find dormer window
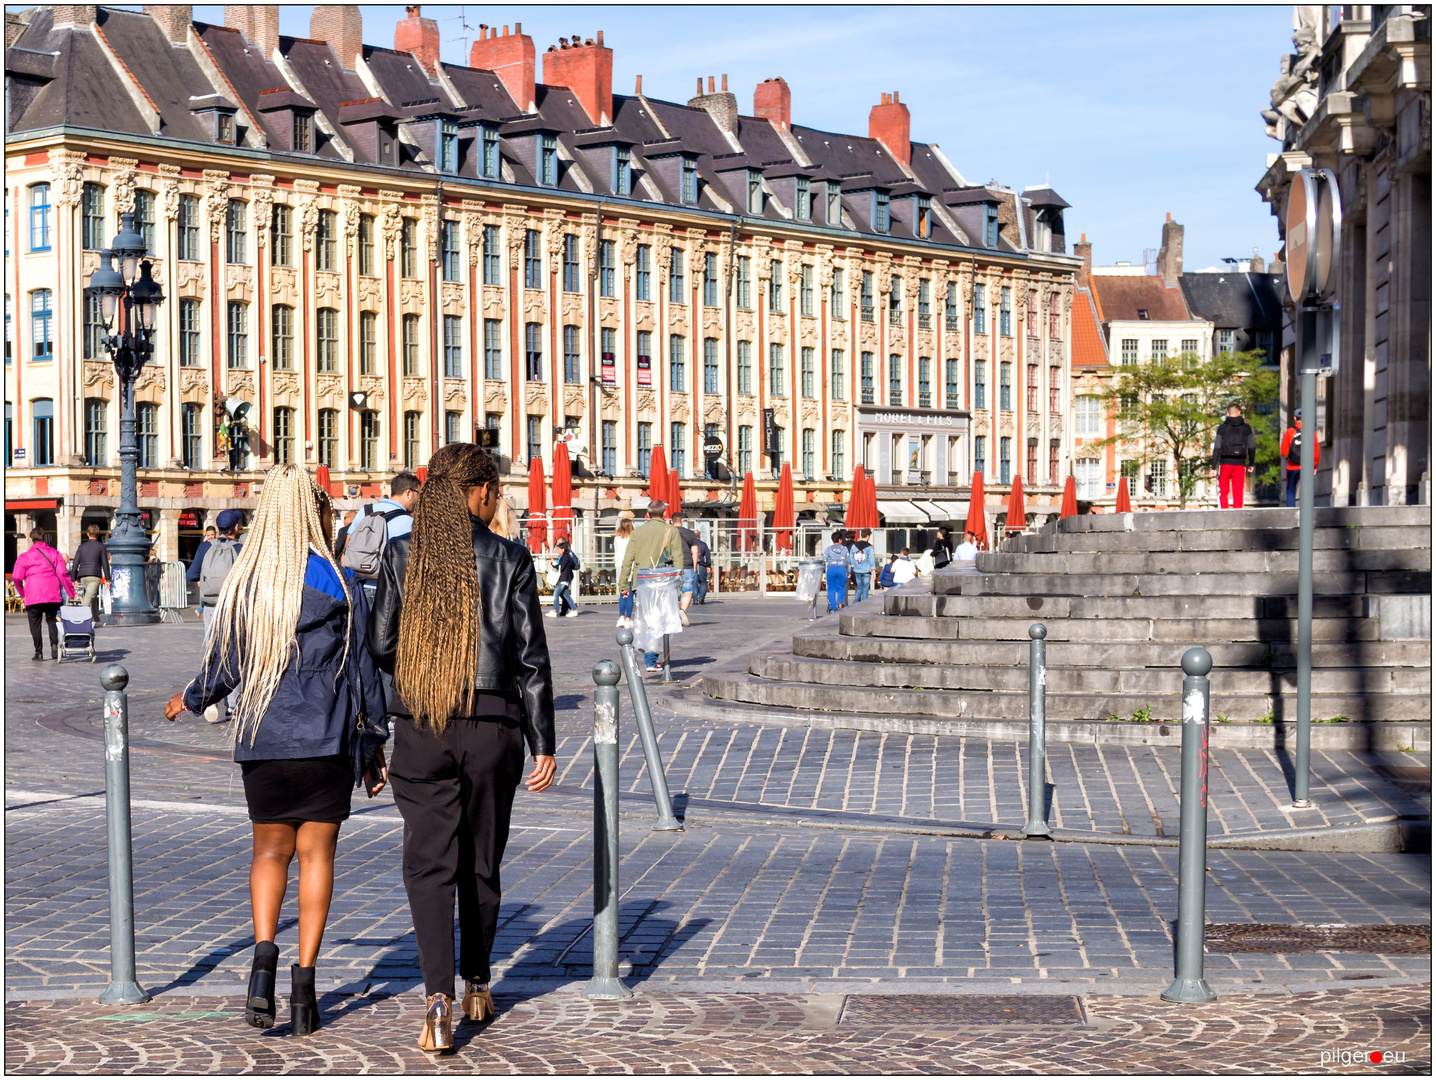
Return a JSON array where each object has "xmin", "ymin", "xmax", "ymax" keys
[
  {"xmin": 293, "ymin": 112, "xmax": 313, "ymax": 154},
  {"xmin": 538, "ymin": 134, "xmax": 557, "ymax": 186},
  {"xmin": 681, "ymin": 157, "xmax": 697, "ymax": 204},
  {"xmin": 747, "ymin": 170, "xmax": 763, "ymax": 214},
  {"xmin": 614, "ymin": 147, "xmax": 631, "ymax": 195},
  {"xmin": 873, "ymin": 190, "xmax": 890, "ymax": 233},
  {"xmin": 916, "ymin": 195, "xmax": 931, "ymax": 239},
  {"xmin": 438, "ymin": 119, "xmax": 458, "ymax": 173},
  {"xmin": 795, "ymin": 177, "xmax": 810, "ymax": 221},
  {"xmin": 826, "ymin": 183, "xmax": 841, "ymax": 226},
  {"xmin": 1137, "ymin": 309, "xmax": 1150, "ymax": 321},
  {"xmin": 984, "ymin": 205, "xmax": 998, "ymax": 247},
  {"xmin": 217, "ymin": 113, "xmax": 234, "ymax": 144},
  {"xmin": 481, "ymin": 125, "xmax": 500, "ymax": 178}
]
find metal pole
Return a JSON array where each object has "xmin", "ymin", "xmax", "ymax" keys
[
  {"xmin": 98, "ymin": 665, "xmax": 150, "ymax": 1004},
  {"xmin": 1161, "ymin": 647, "xmax": 1216, "ymax": 1004},
  {"xmin": 660, "ymin": 632, "xmax": 673, "ymax": 682},
  {"xmin": 616, "ymin": 628, "xmax": 683, "ymax": 831},
  {"xmin": 1293, "ymin": 306, "xmax": 1318, "ymax": 808},
  {"xmin": 584, "ymin": 660, "xmax": 632, "ymax": 1000},
  {"xmin": 1022, "ymin": 623, "xmax": 1051, "ymax": 838}
]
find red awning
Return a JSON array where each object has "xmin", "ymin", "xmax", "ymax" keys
[{"xmin": 5, "ymin": 499, "xmax": 61, "ymax": 511}]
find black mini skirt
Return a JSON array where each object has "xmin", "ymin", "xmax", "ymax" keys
[{"xmin": 240, "ymin": 755, "xmax": 353, "ymax": 824}]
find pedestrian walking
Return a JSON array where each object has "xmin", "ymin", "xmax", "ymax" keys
[
  {"xmin": 694, "ymin": 534, "xmax": 712, "ymax": 604},
  {"xmin": 676, "ymin": 520, "xmax": 701, "ymax": 626},
  {"xmin": 892, "ymin": 547, "xmax": 918, "ymax": 585},
  {"xmin": 72, "ymin": 524, "xmax": 110, "ymax": 619},
  {"xmin": 823, "ymin": 529, "xmax": 854, "ymax": 612},
  {"xmin": 931, "ymin": 525, "xmax": 954, "ymax": 570},
  {"xmin": 197, "ymin": 509, "xmax": 245, "ymax": 723},
  {"xmin": 548, "ymin": 538, "xmax": 580, "ymax": 617},
  {"xmin": 187, "ymin": 525, "xmax": 218, "ymax": 615},
  {"xmin": 612, "ymin": 515, "xmax": 635, "ymax": 627},
  {"xmin": 341, "ymin": 471, "xmax": 420, "ymax": 601},
  {"xmin": 850, "ymin": 529, "xmax": 877, "ymax": 603},
  {"xmin": 1280, "ymin": 408, "xmax": 1320, "ymax": 508},
  {"xmin": 164, "ymin": 465, "xmax": 388, "ymax": 1037},
  {"xmin": 616, "ymin": 501, "xmax": 686, "ymax": 671},
  {"xmin": 11, "ymin": 528, "xmax": 75, "ymax": 660},
  {"xmin": 1212, "ymin": 402, "xmax": 1256, "ymax": 509},
  {"xmin": 368, "ymin": 443, "xmax": 557, "ymax": 1054}
]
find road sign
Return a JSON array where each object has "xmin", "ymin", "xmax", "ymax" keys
[
  {"xmin": 1285, "ymin": 168, "xmax": 1341, "ymax": 304},
  {"xmin": 703, "ymin": 437, "xmax": 724, "ymax": 459}
]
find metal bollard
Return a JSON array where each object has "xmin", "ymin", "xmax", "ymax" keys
[
  {"xmin": 1022, "ymin": 624, "xmax": 1051, "ymax": 838},
  {"xmin": 1161, "ymin": 647, "xmax": 1217, "ymax": 1005},
  {"xmin": 660, "ymin": 632, "xmax": 673, "ymax": 683},
  {"xmin": 585, "ymin": 661, "xmax": 633, "ymax": 1000},
  {"xmin": 98, "ymin": 665, "xmax": 150, "ymax": 1005},
  {"xmin": 616, "ymin": 629, "xmax": 683, "ymax": 831}
]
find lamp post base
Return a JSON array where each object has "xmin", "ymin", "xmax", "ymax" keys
[
  {"xmin": 98, "ymin": 611, "xmax": 163, "ymax": 627},
  {"xmin": 582, "ymin": 976, "xmax": 633, "ymax": 1001},
  {"xmin": 1160, "ymin": 977, "xmax": 1217, "ymax": 1004},
  {"xmin": 98, "ymin": 980, "xmax": 151, "ymax": 1005}
]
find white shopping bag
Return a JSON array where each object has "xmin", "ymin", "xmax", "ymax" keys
[{"xmin": 632, "ymin": 568, "xmax": 683, "ymax": 654}]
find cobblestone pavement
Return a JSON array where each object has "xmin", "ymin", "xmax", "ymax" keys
[{"xmin": 4, "ymin": 984, "xmax": 1430, "ymax": 1074}]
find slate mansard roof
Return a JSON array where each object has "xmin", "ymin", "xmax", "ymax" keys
[
  {"xmin": 5, "ymin": 5, "xmax": 1069, "ymax": 257},
  {"xmin": 1178, "ymin": 272, "xmax": 1285, "ymax": 332}
]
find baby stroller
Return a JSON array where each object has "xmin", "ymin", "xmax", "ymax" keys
[{"xmin": 57, "ymin": 604, "xmax": 97, "ymax": 663}]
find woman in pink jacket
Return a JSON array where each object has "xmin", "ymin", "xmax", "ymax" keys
[{"xmin": 12, "ymin": 528, "xmax": 75, "ymax": 661}]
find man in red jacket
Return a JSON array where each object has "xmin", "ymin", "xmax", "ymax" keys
[{"xmin": 1280, "ymin": 408, "xmax": 1320, "ymax": 507}]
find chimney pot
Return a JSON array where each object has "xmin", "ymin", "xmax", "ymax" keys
[
  {"xmin": 1157, "ymin": 217, "xmax": 1184, "ymax": 284},
  {"xmin": 515, "ymin": 22, "xmax": 521, "ymax": 32},
  {"xmin": 636, "ymin": 74, "xmax": 643, "ymax": 94},
  {"xmin": 144, "ymin": 4, "xmax": 192, "ymax": 44},
  {"xmin": 753, "ymin": 75, "xmax": 791, "ymax": 129},
  {"xmin": 696, "ymin": 76, "xmax": 703, "ymax": 94},
  {"xmin": 472, "ymin": 23, "xmax": 535, "ymax": 109},
  {"xmin": 541, "ymin": 29, "xmax": 613, "ymax": 124},
  {"xmin": 708, "ymin": 75, "xmax": 715, "ymax": 93},
  {"xmin": 51, "ymin": 5, "xmax": 97, "ymax": 29},
  {"xmin": 597, "ymin": 30, "xmax": 603, "ymax": 45},
  {"xmin": 722, "ymin": 73, "xmax": 728, "ymax": 91},
  {"xmin": 869, "ymin": 90, "xmax": 912, "ymax": 168},
  {"xmin": 395, "ymin": 5, "xmax": 441, "ymax": 75},
  {"xmin": 1074, "ymin": 237, "xmax": 1093, "ymax": 290}
]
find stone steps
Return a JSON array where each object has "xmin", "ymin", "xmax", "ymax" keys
[
  {"xmin": 938, "ymin": 570, "xmax": 1431, "ymax": 598},
  {"xmin": 883, "ymin": 592, "xmax": 1380, "ymax": 621},
  {"xmin": 1048, "ymin": 504, "xmax": 1428, "ymax": 532},
  {"xmin": 974, "ymin": 548, "xmax": 1428, "ymax": 575},
  {"xmin": 1010, "ymin": 524, "xmax": 1431, "ymax": 555},
  {"xmin": 840, "ymin": 613, "xmax": 1381, "ymax": 643}
]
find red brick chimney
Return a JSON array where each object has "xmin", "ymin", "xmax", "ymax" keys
[
  {"xmin": 144, "ymin": 4, "xmax": 192, "ymax": 43},
  {"xmin": 395, "ymin": 4, "xmax": 440, "ymax": 77},
  {"xmin": 311, "ymin": 5, "xmax": 362, "ymax": 71},
  {"xmin": 869, "ymin": 91, "xmax": 911, "ymax": 168},
  {"xmin": 542, "ymin": 31, "xmax": 612, "ymax": 126},
  {"xmin": 51, "ymin": 5, "xmax": 96, "ymax": 28},
  {"xmin": 754, "ymin": 77, "xmax": 790, "ymax": 129},
  {"xmin": 1157, "ymin": 212, "xmax": 1184, "ymax": 284},
  {"xmin": 224, "ymin": 5, "xmax": 278, "ymax": 58},
  {"xmin": 1074, "ymin": 233, "xmax": 1092, "ymax": 290},
  {"xmin": 470, "ymin": 23, "xmax": 536, "ymax": 111}
]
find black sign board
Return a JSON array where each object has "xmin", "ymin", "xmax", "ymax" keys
[
  {"xmin": 600, "ymin": 350, "xmax": 616, "ymax": 386},
  {"xmin": 703, "ymin": 436, "xmax": 724, "ymax": 459},
  {"xmin": 762, "ymin": 408, "xmax": 779, "ymax": 455},
  {"xmin": 476, "ymin": 427, "xmax": 500, "ymax": 449},
  {"xmin": 636, "ymin": 354, "xmax": 651, "ymax": 387}
]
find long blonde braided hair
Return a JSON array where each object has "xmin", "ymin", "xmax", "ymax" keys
[
  {"xmin": 206, "ymin": 464, "xmax": 351, "ymax": 747},
  {"xmin": 395, "ymin": 443, "xmax": 499, "ymax": 732}
]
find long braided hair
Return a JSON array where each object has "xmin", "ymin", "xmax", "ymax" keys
[
  {"xmin": 395, "ymin": 442, "xmax": 499, "ymax": 731},
  {"xmin": 207, "ymin": 464, "xmax": 351, "ymax": 748}
]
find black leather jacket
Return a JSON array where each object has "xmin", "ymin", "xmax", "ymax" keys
[{"xmin": 368, "ymin": 515, "xmax": 556, "ymax": 756}]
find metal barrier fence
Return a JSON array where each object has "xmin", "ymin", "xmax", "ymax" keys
[{"xmin": 158, "ymin": 562, "xmax": 189, "ymax": 623}]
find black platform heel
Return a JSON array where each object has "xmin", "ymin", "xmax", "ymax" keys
[
  {"xmin": 245, "ymin": 941, "xmax": 279, "ymax": 1030},
  {"xmin": 290, "ymin": 964, "xmax": 320, "ymax": 1036}
]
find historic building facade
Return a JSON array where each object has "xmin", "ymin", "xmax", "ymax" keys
[{"xmin": 5, "ymin": 4, "xmax": 1078, "ymax": 564}]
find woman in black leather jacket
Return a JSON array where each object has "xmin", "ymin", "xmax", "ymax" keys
[{"xmin": 368, "ymin": 442, "xmax": 556, "ymax": 1053}]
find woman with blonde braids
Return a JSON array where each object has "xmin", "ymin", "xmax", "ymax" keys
[
  {"xmin": 368, "ymin": 442, "xmax": 556, "ymax": 1053},
  {"xmin": 165, "ymin": 465, "xmax": 388, "ymax": 1037}
]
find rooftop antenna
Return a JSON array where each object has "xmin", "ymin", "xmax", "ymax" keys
[{"xmin": 446, "ymin": 6, "xmax": 476, "ymax": 59}]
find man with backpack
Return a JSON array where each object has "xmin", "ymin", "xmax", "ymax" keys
[
  {"xmin": 1211, "ymin": 402, "xmax": 1256, "ymax": 509},
  {"xmin": 850, "ymin": 529, "xmax": 877, "ymax": 604},
  {"xmin": 1280, "ymin": 408, "xmax": 1320, "ymax": 508},
  {"xmin": 197, "ymin": 509, "xmax": 244, "ymax": 722},
  {"xmin": 340, "ymin": 472, "xmax": 421, "ymax": 599}
]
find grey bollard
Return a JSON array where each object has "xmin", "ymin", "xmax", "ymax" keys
[
  {"xmin": 661, "ymin": 633, "xmax": 672, "ymax": 683},
  {"xmin": 616, "ymin": 628, "xmax": 683, "ymax": 831},
  {"xmin": 1161, "ymin": 647, "xmax": 1217, "ymax": 1005},
  {"xmin": 97, "ymin": 665, "xmax": 151, "ymax": 1005},
  {"xmin": 585, "ymin": 661, "xmax": 633, "ymax": 1000},
  {"xmin": 1022, "ymin": 624, "xmax": 1051, "ymax": 838}
]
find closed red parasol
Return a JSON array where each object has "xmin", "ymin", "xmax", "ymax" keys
[
  {"xmin": 1115, "ymin": 477, "xmax": 1132, "ymax": 513},
  {"xmin": 526, "ymin": 456, "xmax": 547, "ymax": 553},
  {"xmin": 315, "ymin": 465, "xmax": 332, "ymax": 496},
  {"xmin": 738, "ymin": 471, "xmax": 758, "ymax": 552},
  {"xmin": 648, "ymin": 444, "xmax": 669, "ymax": 510},
  {"xmin": 551, "ymin": 441, "xmax": 573, "ymax": 545},
  {"xmin": 416, "ymin": 466, "xmax": 428, "ymax": 485},
  {"xmin": 668, "ymin": 468, "xmax": 680, "ymax": 520},
  {"xmin": 845, "ymin": 466, "xmax": 879, "ymax": 530},
  {"xmin": 1005, "ymin": 476, "xmax": 1027, "ymax": 534},
  {"xmin": 772, "ymin": 462, "xmax": 795, "ymax": 552},
  {"xmin": 1059, "ymin": 475, "xmax": 1078, "ymax": 519},
  {"xmin": 964, "ymin": 472, "xmax": 989, "ymax": 549}
]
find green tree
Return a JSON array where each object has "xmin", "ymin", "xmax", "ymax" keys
[{"xmin": 1090, "ymin": 350, "xmax": 1280, "ymax": 508}]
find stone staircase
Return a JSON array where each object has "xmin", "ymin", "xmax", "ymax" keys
[{"xmin": 700, "ymin": 505, "xmax": 1432, "ymax": 738}]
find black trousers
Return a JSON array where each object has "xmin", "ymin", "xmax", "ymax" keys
[
  {"xmin": 390, "ymin": 708, "xmax": 526, "ymax": 997},
  {"xmin": 26, "ymin": 603, "xmax": 61, "ymax": 653}
]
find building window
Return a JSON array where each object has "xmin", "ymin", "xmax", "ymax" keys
[
  {"xmin": 999, "ymin": 437, "xmax": 1012, "ymax": 484},
  {"xmin": 83, "ymin": 398, "xmax": 107, "ymax": 466},
  {"xmin": 1027, "ymin": 438, "xmax": 1038, "ymax": 484},
  {"xmin": 637, "ymin": 421, "xmax": 652, "ymax": 477},
  {"xmin": 636, "ymin": 244, "xmax": 652, "ymax": 301},
  {"xmin": 355, "ymin": 310, "xmax": 377, "ymax": 376},
  {"xmin": 402, "ymin": 314, "xmax": 421, "ymax": 376},
  {"xmin": 1049, "ymin": 298, "xmax": 1062, "ymax": 340},
  {"xmin": 178, "ymin": 193, "xmax": 201, "ymax": 260},
  {"xmin": 984, "ymin": 205, "xmax": 999, "ymax": 247},
  {"xmin": 176, "ymin": 297, "xmax": 201, "ymax": 367},
  {"xmin": 404, "ymin": 411, "xmax": 422, "ymax": 469},
  {"xmin": 562, "ymin": 233, "xmax": 580, "ymax": 293},
  {"xmin": 974, "ymin": 283, "xmax": 987, "ymax": 334},
  {"xmin": 1255, "ymin": 330, "xmax": 1275, "ymax": 363},
  {"xmin": 671, "ymin": 422, "xmax": 687, "ymax": 475},
  {"xmin": 794, "ymin": 176, "xmax": 810, "ymax": 221},
  {"xmin": 1149, "ymin": 459, "xmax": 1169, "ymax": 498},
  {"xmin": 1027, "ymin": 362, "xmax": 1040, "ymax": 411},
  {"xmin": 438, "ymin": 119, "xmax": 458, "ymax": 173},
  {"xmin": 82, "ymin": 290, "xmax": 104, "ymax": 359},
  {"xmin": 1216, "ymin": 329, "xmax": 1234, "ymax": 356},
  {"xmin": 669, "ymin": 248, "xmax": 686, "ymax": 303},
  {"xmin": 1074, "ymin": 395, "xmax": 1102, "ymax": 436},
  {"xmin": 437, "ymin": 410, "xmax": 457, "ymax": 446},
  {"xmin": 831, "ymin": 430, "xmax": 845, "ymax": 477},
  {"xmin": 918, "ymin": 357, "xmax": 932, "ymax": 408},
  {"xmin": 5, "ymin": 293, "xmax": 11, "ymax": 363},
  {"xmin": 1050, "ymin": 440, "xmax": 1060, "ymax": 486},
  {"xmin": 524, "ymin": 229, "xmax": 542, "ymax": 288},
  {"xmin": 747, "ymin": 169, "xmax": 763, "ymax": 214},
  {"xmin": 669, "ymin": 334, "xmax": 686, "ymax": 392},
  {"xmin": 272, "ymin": 406, "xmax": 294, "ymax": 465},
  {"xmin": 318, "ymin": 407, "xmax": 337, "ymax": 465},
  {"xmin": 358, "ymin": 213, "xmax": 375, "ymax": 276},
  {"xmin": 1074, "ymin": 457, "xmax": 1102, "ymax": 500},
  {"xmin": 525, "ymin": 322, "xmax": 543, "ymax": 381},
  {"xmin": 768, "ymin": 261, "xmax": 783, "ymax": 313},
  {"xmin": 831, "ymin": 267, "xmax": 845, "ymax": 317},
  {"xmin": 483, "ymin": 224, "xmax": 501, "ymax": 284},
  {"xmin": 137, "ymin": 402, "xmax": 158, "ymax": 469},
  {"xmin": 401, "ymin": 218, "xmax": 419, "ymax": 278},
  {"xmin": 999, "ymin": 361, "xmax": 1012, "ymax": 410},
  {"xmin": 1050, "ymin": 365, "xmax": 1061, "ymax": 413},
  {"xmin": 28, "ymin": 399, "xmax": 54, "ymax": 465},
  {"xmin": 315, "ymin": 307, "xmax": 337, "ymax": 373},
  {"xmin": 180, "ymin": 402, "xmax": 202, "ymax": 469},
  {"xmin": 270, "ymin": 304, "xmax": 294, "ymax": 371},
  {"xmin": 1027, "ymin": 289, "xmax": 1038, "ymax": 338},
  {"xmin": 918, "ymin": 278, "xmax": 931, "ymax": 328},
  {"xmin": 637, "ymin": 330, "xmax": 652, "ymax": 384},
  {"xmin": 831, "ymin": 349, "xmax": 846, "ymax": 402},
  {"xmin": 29, "ymin": 183, "xmax": 51, "ymax": 251},
  {"xmin": 888, "ymin": 353, "xmax": 903, "ymax": 406},
  {"xmin": 1150, "ymin": 339, "xmax": 1168, "ymax": 361},
  {"xmin": 860, "ymin": 351, "xmax": 875, "ymax": 404},
  {"xmin": 681, "ymin": 157, "xmax": 697, "ymax": 204},
  {"xmin": 226, "ymin": 199, "xmax": 247, "ymax": 264},
  {"xmin": 133, "ymin": 189, "xmax": 155, "ymax": 253},
  {"xmin": 861, "ymin": 271, "xmax": 875, "ymax": 322},
  {"xmin": 481, "ymin": 125, "xmax": 500, "ymax": 178},
  {"xmin": 613, "ymin": 147, "xmax": 631, "ymax": 195},
  {"xmin": 801, "ymin": 428, "xmax": 815, "ymax": 477},
  {"xmin": 999, "ymin": 287, "xmax": 1012, "ymax": 336},
  {"xmin": 945, "ymin": 358, "xmax": 960, "ymax": 408},
  {"xmin": 440, "ymin": 219, "xmax": 461, "ymax": 282},
  {"xmin": 539, "ymin": 134, "xmax": 557, "ymax": 186},
  {"xmin": 873, "ymin": 190, "xmax": 890, "ymax": 233},
  {"xmin": 359, "ymin": 410, "xmax": 379, "ymax": 470},
  {"xmin": 270, "ymin": 204, "xmax": 293, "ymax": 267},
  {"xmin": 227, "ymin": 301, "xmax": 249, "ymax": 369},
  {"xmin": 293, "ymin": 112, "xmax": 313, "ymax": 153},
  {"xmin": 1118, "ymin": 338, "xmax": 1139, "ymax": 365},
  {"xmin": 704, "ymin": 337, "xmax": 719, "ymax": 394},
  {"xmin": 563, "ymin": 324, "xmax": 581, "ymax": 384},
  {"xmin": 601, "ymin": 419, "xmax": 617, "ymax": 475},
  {"xmin": 826, "ymin": 183, "xmax": 841, "ymax": 225},
  {"xmin": 974, "ymin": 359, "xmax": 987, "ymax": 409},
  {"xmin": 703, "ymin": 252, "xmax": 719, "ymax": 307},
  {"xmin": 801, "ymin": 347, "xmax": 816, "ymax": 399},
  {"xmin": 769, "ymin": 343, "xmax": 786, "ymax": 398},
  {"xmin": 315, "ymin": 209, "xmax": 337, "ymax": 271},
  {"xmin": 735, "ymin": 255, "xmax": 751, "ymax": 309},
  {"xmin": 484, "ymin": 319, "xmax": 503, "ymax": 380},
  {"xmin": 81, "ymin": 182, "xmax": 106, "ymax": 250},
  {"xmin": 974, "ymin": 434, "xmax": 986, "ymax": 478},
  {"xmin": 444, "ymin": 315, "xmax": 463, "ymax": 378},
  {"xmin": 599, "ymin": 239, "xmax": 616, "ymax": 297},
  {"xmin": 736, "ymin": 340, "xmax": 752, "ymax": 394},
  {"xmin": 1181, "ymin": 339, "xmax": 1199, "ymax": 365},
  {"xmin": 737, "ymin": 425, "xmax": 753, "ymax": 475},
  {"xmin": 799, "ymin": 264, "xmax": 814, "ymax": 316},
  {"xmin": 889, "ymin": 275, "xmax": 903, "ymax": 326}
]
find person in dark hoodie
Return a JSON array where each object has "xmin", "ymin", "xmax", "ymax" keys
[
  {"xmin": 165, "ymin": 465, "xmax": 388, "ymax": 1038},
  {"xmin": 1212, "ymin": 402, "xmax": 1256, "ymax": 509}
]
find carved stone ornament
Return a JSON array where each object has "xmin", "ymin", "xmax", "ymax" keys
[
  {"xmin": 599, "ymin": 297, "xmax": 621, "ymax": 323},
  {"xmin": 316, "ymin": 374, "xmax": 344, "ymax": 401},
  {"xmin": 250, "ymin": 174, "xmax": 275, "ymax": 244},
  {"xmin": 358, "ymin": 277, "xmax": 382, "ymax": 306},
  {"xmin": 339, "ymin": 184, "xmax": 361, "ymax": 254},
  {"xmin": 271, "ymin": 267, "xmax": 296, "ymax": 295},
  {"xmin": 483, "ymin": 285, "xmax": 505, "ymax": 312},
  {"xmin": 225, "ymin": 264, "xmax": 253, "ymax": 295},
  {"xmin": 634, "ymin": 301, "xmax": 655, "ymax": 329},
  {"xmin": 204, "ymin": 169, "xmax": 231, "ymax": 243},
  {"xmin": 563, "ymin": 385, "xmax": 586, "ymax": 413},
  {"xmin": 619, "ymin": 222, "xmax": 639, "ymax": 276},
  {"xmin": 799, "ymin": 317, "xmax": 819, "ymax": 347},
  {"xmin": 802, "ymin": 400, "xmax": 822, "ymax": 427},
  {"xmin": 83, "ymin": 361, "xmax": 116, "ymax": 391},
  {"xmin": 176, "ymin": 260, "xmax": 207, "ymax": 296},
  {"xmin": 523, "ymin": 290, "xmax": 546, "ymax": 319},
  {"xmin": 179, "ymin": 368, "xmax": 208, "ymax": 394},
  {"xmin": 399, "ymin": 280, "xmax": 425, "ymax": 308},
  {"xmin": 859, "ymin": 320, "xmax": 878, "ymax": 348},
  {"xmin": 315, "ymin": 272, "xmax": 341, "ymax": 305},
  {"xmin": 669, "ymin": 304, "xmax": 688, "ymax": 332},
  {"xmin": 158, "ymin": 164, "xmax": 182, "ymax": 221},
  {"xmin": 134, "ymin": 365, "xmax": 165, "ymax": 402},
  {"xmin": 636, "ymin": 390, "xmax": 656, "ymax": 414},
  {"xmin": 227, "ymin": 370, "xmax": 256, "ymax": 398},
  {"xmin": 444, "ymin": 378, "xmax": 467, "ymax": 404},
  {"xmin": 82, "ymin": 251, "xmax": 100, "ymax": 277},
  {"xmin": 422, "ymin": 195, "xmax": 440, "ymax": 263},
  {"xmin": 702, "ymin": 307, "xmax": 721, "ymax": 333},
  {"xmin": 769, "ymin": 318, "xmax": 788, "ymax": 345},
  {"xmin": 48, "ymin": 148, "xmax": 85, "ymax": 208},
  {"xmin": 704, "ymin": 396, "xmax": 725, "ymax": 424},
  {"xmin": 379, "ymin": 190, "xmax": 404, "ymax": 261},
  {"xmin": 670, "ymin": 394, "xmax": 691, "ymax": 422},
  {"xmin": 441, "ymin": 282, "xmax": 465, "ymax": 311},
  {"xmin": 520, "ymin": 382, "xmax": 546, "ymax": 411},
  {"xmin": 771, "ymin": 399, "xmax": 790, "ymax": 424},
  {"xmin": 294, "ymin": 180, "xmax": 319, "ymax": 252},
  {"xmin": 108, "ymin": 157, "xmax": 139, "ymax": 216},
  {"xmin": 271, "ymin": 372, "xmax": 300, "ymax": 399},
  {"xmin": 403, "ymin": 377, "xmax": 429, "ymax": 406},
  {"xmin": 358, "ymin": 376, "xmax": 385, "ymax": 405},
  {"xmin": 484, "ymin": 381, "xmax": 507, "ymax": 409}
]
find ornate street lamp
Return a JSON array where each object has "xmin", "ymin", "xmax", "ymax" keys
[{"xmin": 92, "ymin": 212, "xmax": 165, "ymax": 624}]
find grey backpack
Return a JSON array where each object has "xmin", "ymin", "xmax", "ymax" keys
[
  {"xmin": 341, "ymin": 505, "xmax": 406, "ymax": 578},
  {"xmin": 199, "ymin": 537, "xmax": 240, "ymax": 603}
]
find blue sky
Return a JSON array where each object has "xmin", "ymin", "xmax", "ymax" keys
[{"xmin": 177, "ymin": 5, "xmax": 1293, "ymax": 270}]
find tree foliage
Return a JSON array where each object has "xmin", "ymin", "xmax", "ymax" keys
[{"xmin": 1088, "ymin": 351, "xmax": 1280, "ymax": 508}]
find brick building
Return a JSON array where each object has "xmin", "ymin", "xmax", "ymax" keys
[{"xmin": 4, "ymin": 5, "xmax": 1079, "ymax": 566}]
